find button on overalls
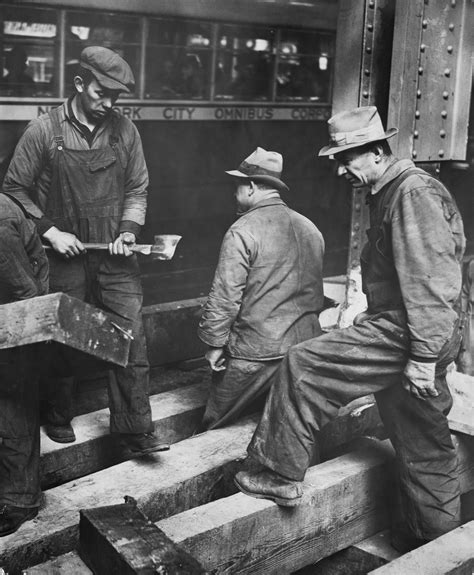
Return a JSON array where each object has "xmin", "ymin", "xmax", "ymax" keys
[{"xmin": 42, "ymin": 107, "xmax": 152, "ymax": 435}]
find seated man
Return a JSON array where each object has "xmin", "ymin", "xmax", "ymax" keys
[
  {"xmin": 198, "ymin": 147, "xmax": 325, "ymax": 429},
  {"xmin": 234, "ymin": 107, "xmax": 465, "ymax": 553},
  {"xmin": 0, "ymin": 192, "xmax": 49, "ymax": 536}
]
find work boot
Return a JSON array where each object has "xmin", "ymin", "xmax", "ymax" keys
[
  {"xmin": 45, "ymin": 422, "xmax": 76, "ymax": 443},
  {"xmin": 0, "ymin": 504, "xmax": 39, "ymax": 537},
  {"xmin": 234, "ymin": 469, "xmax": 303, "ymax": 507},
  {"xmin": 118, "ymin": 432, "xmax": 170, "ymax": 456}
]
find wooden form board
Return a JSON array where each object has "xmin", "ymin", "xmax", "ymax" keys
[
  {"xmin": 79, "ymin": 499, "xmax": 205, "ymax": 574},
  {"xmin": 157, "ymin": 437, "xmax": 474, "ymax": 574},
  {"xmin": 0, "ymin": 292, "xmax": 130, "ymax": 366},
  {"xmin": 368, "ymin": 520, "xmax": 474, "ymax": 575}
]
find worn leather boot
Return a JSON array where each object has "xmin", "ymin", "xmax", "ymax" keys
[
  {"xmin": 45, "ymin": 422, "xmax": 76, "ymax": 443},
  {"xmin": 234, "ymin": 469, "xmax": 303, "ymax": 507},
  {"xmin": 0, "ymin": 504, "xmax": 39, "ymax": 537},
  {"xmin": 118, "ymin": 432, "xmax": 170, "ymax": 456}
]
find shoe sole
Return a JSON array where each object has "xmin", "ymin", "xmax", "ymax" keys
[
  {"xmin": 126, "ymin": 443, "xmax": 171, "ymax": 456},
  {"xmin": 46, "ymin": 435, "xmax": 76, "ymax": 444},
  {"xmin": 233, "ymin": 477, "xmax": 301, "ymax": 508},
  {"xmin": 0, "ymin": 508, "xmax": 38, "ymax": 537}
]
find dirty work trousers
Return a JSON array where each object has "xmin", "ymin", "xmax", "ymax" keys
[
  {"xmin": 202, "ymin": 357, "xmax": 281, "ymax": 430},
  {"xmin": 44, "ymin": 252, "xmax": 153, "ymax": 435},
  {"xmin": 248, "ymin": 309, "xmax": 462, "ymax": 541},
  {"xmin": 0, "ymin": 345, "xmax": 42, "ymax": 508}
]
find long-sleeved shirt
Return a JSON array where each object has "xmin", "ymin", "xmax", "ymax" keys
[
  {"xmin": 3, "ymin": 98, "xmax": 148, "ymax": 237},
  {"xmin": 0, "ymin": 194, "xmax": 48, "ymax": 304},
  {"xmin": 198, "ymin": 197, "xmax": 325, "ymax": 360},
  {"xmin": 362, "ymin": 158, "xmax": 465, "ymax": 361}
]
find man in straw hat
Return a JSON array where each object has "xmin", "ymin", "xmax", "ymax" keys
[
  {"xmin": 4, "ymin": 47, "xmax": 169, "ymax": 457},
  {"xmin": 234, "ymin": 107, "xmax": 465, "ymax": 552},
  {"xmin": 198, "ymin": 147, "xmax": 325, "ymax": 429}
]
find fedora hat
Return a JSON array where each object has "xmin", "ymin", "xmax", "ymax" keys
[
  {"xmin": 225, "ymin": 147, "xmax": 289, "ymax": 193},
  {"xmin": 80, "ymin": 46, "xmax": 135, "ymax": 93},
  {"xmin": 318, "ymin": 106, "xmax": 398, "ymax": 156}
]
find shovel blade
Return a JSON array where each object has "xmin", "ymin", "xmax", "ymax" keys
[{"xmin": 150, "ymin": 234, "xmax": 182, "ymax": 260}]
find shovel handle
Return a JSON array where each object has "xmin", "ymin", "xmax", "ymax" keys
[{"xmin": 43, "ymin": 243, "xmax": 151, "ymax": 255}]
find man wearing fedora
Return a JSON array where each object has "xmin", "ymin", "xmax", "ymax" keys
[
  {"xmin": 198, "ymin": 147, "xmax": 325, "ymax": 429},
  {"xmin": 4, "ymin": 47, "xmax": 169, "ymax": 456},
  {"xmin": 234, "ymin": 107, "xmax": 465, "ymax": 552}
]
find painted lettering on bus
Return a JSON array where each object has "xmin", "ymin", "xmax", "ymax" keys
[
  {"xmin": 214, "ymin": 107, "xmax": 274, "ymax": 120},
  {"xmin": 162, "ymin": 107, "xmax": 196, "ymax": 120},
  {"xmin": 290, "ymin": 108, "xmax": 327, "ymax": 121},
  {"xmin": 113, "ymin": 107, "xmax": 142, "ymax": 119}
]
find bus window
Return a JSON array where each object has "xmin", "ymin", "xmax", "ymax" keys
[
  {"xmin": 215, "ymin": 25, "xmax": 275, "ymax": 101},
  {"xmin": 0, "ymin": 6, "xmax": 56, "ymax": 97},
  {"xmin": 65, "ymin": 11, "xmax": 141, "ymax": 97},
  {"xmin": 276, "ymin": 30, "xmax": 334, "ymax": 102},
  {"xmin": 146, "ymin": 19, "xmax": 212, "ymax": 100}
]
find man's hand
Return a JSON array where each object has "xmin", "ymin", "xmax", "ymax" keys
[
  {"xmin": 43, "ymin": 226, "xmax": 85, "ymax": 258},
  {"xmin": 402, "ymin": 359, "xmax": 438, "ymax": 400},
  {"xmin": 205, "ymin": 347, "xmax": 227, "ymax": 372},
  {"xmin": 109, "ymin": 232, "xmax": 136, "ymax": 257}
]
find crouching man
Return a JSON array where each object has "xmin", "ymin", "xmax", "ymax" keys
[
  {"xmin": 198, "ymin": 148, "xmax": 325, "ymax": 429},
  {"xmin": 0, "ymin": 193, "xmax": 49, "ymax": 536},
  {"xmin": 235, "ymin": 108, "xmax": 465, "ymax": 553}
]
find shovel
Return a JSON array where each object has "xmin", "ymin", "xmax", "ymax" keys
[{"xmin": 44, "ymin": 234, "xmax": 182, "ymax": 261}]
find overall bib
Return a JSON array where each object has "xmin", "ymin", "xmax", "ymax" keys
[
  {"xmin": 43, "ymin": 107, "xmax": 152, "ymax": 434},
  {"xmin": 249, "ymin": 168, "xmax": 462, "ymax": 543}
]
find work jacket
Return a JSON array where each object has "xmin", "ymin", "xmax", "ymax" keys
[
  {"xmin": 362, "ymin": 158, "xmax": 465, "ymax": 362},
  {"xmin": 0, "ymin": 193, "xmax": 48, "ymax": 304},
  {"xmin": 3, "ymin": 99, "xmax": 148, "ymax": 239},
  {"xmin": 198, "ymin": 197, "xmax": 325, "ymax": 360}
]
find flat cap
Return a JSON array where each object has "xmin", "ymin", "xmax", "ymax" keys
[{"xmin": 80, "ymin": 46, "xmax": 135, "ymax": 93}]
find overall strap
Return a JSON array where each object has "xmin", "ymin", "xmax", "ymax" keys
[
  {"xmin": 108, "ymin": 113, "xmax": 120, "ymax": 149},
  {"xmin": 1, "ymin": 192, "xmax": 31, "ymax": 219},
  {"xmin": 48, "ymin": 106, "xmax": 65, "ymax": 149}
]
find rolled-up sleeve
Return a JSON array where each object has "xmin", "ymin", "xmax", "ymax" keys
[
  {"xmin": 198, "ymin": 228, "xmax": 254, "ymax": 347},
  {"xmin": 392, "ymin": 187, "xmax": 463, "ymax": 361},
  {"xmin": 120, "ymin": 122, "xmax": 148, "ymax": 227}
]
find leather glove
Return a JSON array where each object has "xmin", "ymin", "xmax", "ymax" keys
[{"xmin": 402, "ymin": 359, "xmax": 438, "ymax": 400}]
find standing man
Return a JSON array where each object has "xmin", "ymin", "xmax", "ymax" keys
[
  {"xmin": 0, "ymin": 192, "xmax": 48, "ymax": 535},
  {"xmin": 235, "ymin": 107, "xmax": 465, "ymax": 552},
  {"xmin": 3, "ymin": 46, "xmax": 168, "ymax": 455},
  {"xmin": 198, "ymin": 147, "xmax": 325, "ymax": 429}
]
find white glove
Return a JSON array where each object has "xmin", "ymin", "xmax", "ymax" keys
[{"xmin": 402, "ymin": 359, "xmax": 438, "ymax": 400}]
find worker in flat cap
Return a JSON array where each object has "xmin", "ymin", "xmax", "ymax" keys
[
  {"xmin": 235, "ymin": 107, "xmax": 466, "ymax": 553},
  {"xmin": 4, "ymin": 47, "xmax": 169, "ymax": 461},
  {"xmin": 198, "ymin": 147, "xmax": 325, "ymax": 429}
]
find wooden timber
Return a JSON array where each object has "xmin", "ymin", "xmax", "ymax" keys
[
  {"xmin": 2, "ymin": 396, "xmax": 399, "ymax": 573},
  {"xmin": 446, "ymin": 371, "xmax": 474, "ymax": 437},
  {"xmin": 0, "ymin": 293, "xmax": 130, "ymax": 366},
  {"xmin": 40, "ymin": 382, "xmax": 208, "ymax": 489},
  {"xmin": 79, "ymin": 498, "xmax": 204, "ymax": 574},
  {"xmin": 368, "ymin": 521, "xmax": 474, "ymax": 575},
  {"xmin": 25, "ymin": 435, "xmax": 474, "ymax": 575}
]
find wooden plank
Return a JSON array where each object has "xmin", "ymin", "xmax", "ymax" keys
[
  {"xmin": 447, "ymin": 371, "xmax": 474, "ymax": 436},
  {"xmin": 79, "ymin": 498, "xmax": 205, "ymax": 574},
  {"xmin": 368, "ymin": 521, "xmax": 474, "ymax": 575},
  {"xmin": 158, "ymin": 436, "xmax": 474, "ymax": 574},
  {"xmin": 40, "ymin": 382, "xmax": 208, "ymax": 489},
  {"xmin": 26, "ymin": 552, "xmax": 92, "ymax": 574},
  {"xmin": 0, "ymin": 416, "xmax": 258, "ymax": 574},
  {"xmin": 143, "ymin": 298, "xmax": 207, "ymax": 366},
  {"xmin": 0, "ymin": 293, "xmax": 130, "ymax": 366}
]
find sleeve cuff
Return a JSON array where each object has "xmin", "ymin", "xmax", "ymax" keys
[
  {"xmin": 119, "ymin": 220, "xmax": 141, "ymax": 238},
  {"xmin": 409, "ymin": 353, "xmax": 438, "ymax": 363},
  {"xmin": 35, "ymin": 216, "xmax": 55, "ymax": 236}
]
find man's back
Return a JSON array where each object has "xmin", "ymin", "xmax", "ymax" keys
[{"xmin": 199, "ymin": 197, "xmax": 324, "ymax": 360}]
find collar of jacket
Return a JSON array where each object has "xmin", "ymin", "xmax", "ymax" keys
[
  {"xmin": 370, "ymin": 158, "xmax": 414, "ymax": 195},
  {"xmin": 237, "ymin": 196, "xmax": 286, "ymax": 217}
]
